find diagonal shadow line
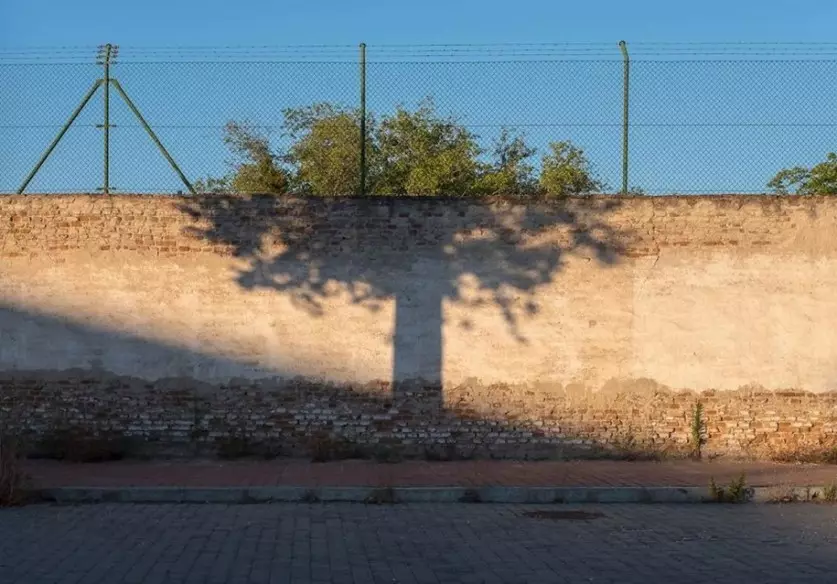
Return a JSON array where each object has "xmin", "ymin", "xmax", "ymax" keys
[{"xmin": 1, "ymin": 300, "xmax": 676, "ymax": 461}]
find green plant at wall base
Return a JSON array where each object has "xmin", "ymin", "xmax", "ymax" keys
[
  {"xmin": 727, "ymin": 474, "xmax": 748, "ymax": 502},
  {"xmin": 691, "ymin": 401, "xmax": 706, "ymax": 459},
  {"xmin": 822, "ymin": 484, "xmax": 837, "ymax": 503},
  {"xmin": 709, "ymin": 474, "xmax": 750, "ymax": 503},
  {"xmin": 709, "ymin": 477, "xmax": 721, "ymax": 501}
]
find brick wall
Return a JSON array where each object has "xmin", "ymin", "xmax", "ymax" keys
[{"xmin": 2, "ymin": 194, "xmax": 837, "ymax": 459}]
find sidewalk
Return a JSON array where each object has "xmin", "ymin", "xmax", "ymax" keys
[{"xmin": 23, "ymin": 459, "xmax": 837, "ymax": 504}]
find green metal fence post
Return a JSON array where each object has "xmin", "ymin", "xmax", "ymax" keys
[
  {"xmin": 619, "ymin": 40, "xmax": 630, "ymax": 195},
  {"xmin": 110, "ymin": 79, "xmax": 195, "ymax": 194},
  {"xmin": 102, "ymin": 43, "xmax": 112, "ymax": 194},
  {"xmin": 17, "ymin": 80, "xmax": 103, "ymax": 194},
  {"xmin": 359, "ymin": 42, "xmax": 367, "ymax": 196}
]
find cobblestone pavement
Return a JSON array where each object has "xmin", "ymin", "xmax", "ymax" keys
[{"xmin": 2, "ymin": 503, "xmax": 837, "ymax": 584}]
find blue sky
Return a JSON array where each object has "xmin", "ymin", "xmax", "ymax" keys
[
  {"xmin": 2, "ymin": 1, "xmax": 837, "ymax": 194},
  {"xmin": 4, "ymin": 0, "xmax": 837, "ymax": 47}
]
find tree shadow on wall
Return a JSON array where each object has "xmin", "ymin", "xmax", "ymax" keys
[{"xmin": 178, "ymin": 194, "xmax": 626, "ymax": 409}]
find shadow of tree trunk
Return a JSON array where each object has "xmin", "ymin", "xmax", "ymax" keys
[{"xmin": 178, "ymin": 194, "xmax": 626, "ymax": 411}]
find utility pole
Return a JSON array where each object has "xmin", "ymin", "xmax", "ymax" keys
[
  {"xmin": 18, "ymin": 43, "xmax": 195, "ymax": 195},
  {"xmin": 99, "ymin": 43, "xmax": 115, "ymax": 194}
]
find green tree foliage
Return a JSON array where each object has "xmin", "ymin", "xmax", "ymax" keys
[
  {"xmin": 474, "ymin": 129, "xmax": 538, "ymax": 195},
  {"xmin": 539, "ymin": 141, "xmax": 604, "ymax": 197},
  {"xmin": 375, "ymin": 100, "xmax": 481, "ymax": 196},
  {"xmin": 768, "ymin": 153, "xmax": 837, "ymax": 195},
  {"xmin": 192, "ymin": 175, "xmax": 232, "ymax": 194},
  {"xmin": 194, "ymin": 122, "xmax": 288, "ymax": 194},
  {"xmin": 197, "ymin": 101, "xmax": 605, "ymax": 198},
  {"xmin": 284, "ymin": 103, "xmax": 370, "ymax": 196},
  {"xmin": 224, "ymin": 122, "xmax": 289, "ymax": 194}
]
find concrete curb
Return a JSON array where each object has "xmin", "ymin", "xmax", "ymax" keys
[{"xmin": 30, "ymin": 485, "xmax": 837, "ymax": 505}]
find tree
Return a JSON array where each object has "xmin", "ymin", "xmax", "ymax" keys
[
  {"xmin": 539, "ymin": 141, "xmax": 603, "ymax": 197},
  {"xmin": 192, "ymin": 175, "xmax": 232, "ymax": 194},
  {"xmin": 768, "ymin": 153, "xmax": 837, "ymax": 195},
  {"xmin": 196, "ymin": 106, "xmax": 613, "ymax": 199},
  {"xmin": 284, "ymin": 103, "xmax": 371, "ymax": 196},
  {"xmin": 375, "ymin": 100, "xmax": 481, "ymax": 196},
  {"xmin": 194, "ymin": 122, "xmax": 288, "ymax": 194},
  {"xmin": 473, "ymin": 129, "xmax": 538, "ymax": 196}
]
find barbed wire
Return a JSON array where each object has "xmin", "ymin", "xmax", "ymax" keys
[
  {"xmin": 3, "ymin": 123, "xmax": 837, "ymax": 130},
  {"xmin": 4, "ymin": 42, "xmax": 837, "ymax": 64}
]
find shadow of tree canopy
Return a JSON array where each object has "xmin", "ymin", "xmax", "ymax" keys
[{"xmin": 179, "ymin": 194, "xmax": 626, "ymax": 404}]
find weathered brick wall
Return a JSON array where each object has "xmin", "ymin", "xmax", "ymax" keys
[
  {"xmin": 2, "ymin": 194, "xmax": 837, "ymax": 459},
  {"xmin": 3, "ymin": 372, "xmax": 836, "ymax": 459},
  {"xmin": 1, "ymin": 194, "xmax": 826, "ymax": 256}
]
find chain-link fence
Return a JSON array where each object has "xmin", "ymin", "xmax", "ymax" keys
[{"xmin": 1, "ymin": 43, "xmax": 836, "ymax": 195}]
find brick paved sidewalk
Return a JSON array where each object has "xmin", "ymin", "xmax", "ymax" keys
[
  {"xmin": 5, "ymin": 504, "xmax": 837, "ymax": 583},
  {"xmin": 25, "ymin": 459, "xmax": 837, "ymax": 489}
]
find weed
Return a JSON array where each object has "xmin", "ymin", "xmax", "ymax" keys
[
  {"xmin": 765, "ymin": 485, "xmax": 801, "ymax": 504},
  {"xmin": 822, "ymin": 484, "xmax": 837, "ymax": 503},
  {"xmin": 690, "ymin": 402, "xmax": 706, "ymax": 460},
  {"xmin": 709, "ymin": 477, "xmax": 720, "ymax": 501},
  {"xmin": 754, "ymin": 434, "xmax": 837, "ymax": 464},
  {"xmin": 727, "ymin": 473, "xmax": 748, "ymax": 501},
  {"xmin": 709, "ymin": 473, "xmax": 751, "ymax": 503},
  {"xmin": 773, "ymin": 445, "xmax": 837, "ymax": 465}
]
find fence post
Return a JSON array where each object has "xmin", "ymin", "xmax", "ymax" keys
[
  {"xmin": 359, "ymin": 42, "xmax": 367, "ymax": 196},
  {"xmin": 102, "ymin": 43, "xmax": 112, "ymax": 194},
  {"xmin": 618, "ymin": 40, "xmax": 630, "ymax": 195}
]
